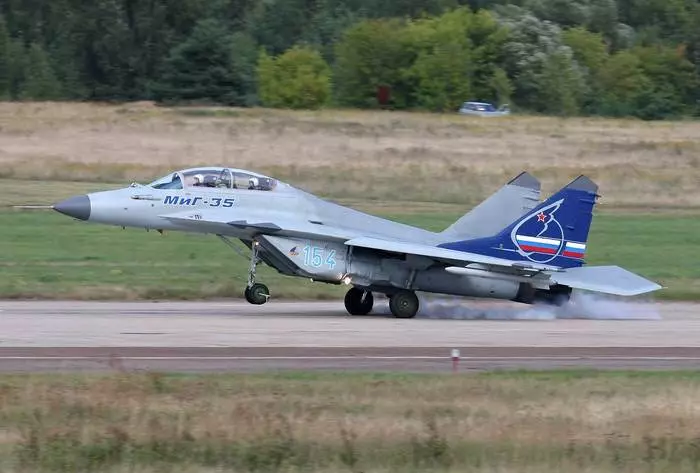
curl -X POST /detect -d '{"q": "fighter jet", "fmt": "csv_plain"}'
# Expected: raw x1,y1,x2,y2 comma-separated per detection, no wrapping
51,167,662,318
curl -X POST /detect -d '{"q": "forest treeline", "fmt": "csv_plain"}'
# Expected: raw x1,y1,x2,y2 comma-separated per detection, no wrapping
1,0,699,119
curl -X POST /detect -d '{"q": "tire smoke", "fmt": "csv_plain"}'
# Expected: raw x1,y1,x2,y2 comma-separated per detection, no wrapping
403,291,662,321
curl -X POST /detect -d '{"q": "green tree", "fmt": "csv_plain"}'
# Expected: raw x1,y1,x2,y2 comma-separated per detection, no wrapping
491,66,513,105
0,16,10,99
20,43,62,100
618,0,696,45
401,8,508,111
525,0,590,28
597,45,698,118
334,19,414,108
7,39,27,100
496,6,585,113
634,45,699,118
597,50,650,116
257,45,331,109
151,18,245,105
402,8,474,111
538,49,584,115
562,27,609,110
299,1,362,62
467,10,511,101
231,31,261,106
562,27,608,72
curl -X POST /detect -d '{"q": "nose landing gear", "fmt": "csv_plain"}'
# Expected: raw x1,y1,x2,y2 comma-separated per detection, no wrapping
244,239,270,305
245,282,270,305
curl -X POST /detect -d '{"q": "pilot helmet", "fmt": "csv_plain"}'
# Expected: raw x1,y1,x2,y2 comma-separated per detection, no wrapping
194,174,204,184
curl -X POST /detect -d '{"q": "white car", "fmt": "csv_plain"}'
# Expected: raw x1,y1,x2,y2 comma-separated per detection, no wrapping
459,101,510,117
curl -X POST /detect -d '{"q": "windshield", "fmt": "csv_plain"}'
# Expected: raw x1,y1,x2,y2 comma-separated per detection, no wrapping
148,168,278,191
149,173,183,189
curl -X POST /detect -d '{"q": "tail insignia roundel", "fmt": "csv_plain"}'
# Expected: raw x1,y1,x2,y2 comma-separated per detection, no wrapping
509,199,586,263
437,175,596,269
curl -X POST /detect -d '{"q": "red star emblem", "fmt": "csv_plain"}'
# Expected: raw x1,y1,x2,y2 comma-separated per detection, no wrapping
536,212,547,222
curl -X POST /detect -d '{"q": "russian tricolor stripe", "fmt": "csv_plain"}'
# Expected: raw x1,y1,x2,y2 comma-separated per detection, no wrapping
515,235,561,255
563,241,586,259
516,235,587,259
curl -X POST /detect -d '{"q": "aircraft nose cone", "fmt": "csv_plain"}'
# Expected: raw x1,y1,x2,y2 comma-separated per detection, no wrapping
54,195,91,221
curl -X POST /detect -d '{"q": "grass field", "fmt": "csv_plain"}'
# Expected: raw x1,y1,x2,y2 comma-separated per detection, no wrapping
1,102,698,301
1,102,699,208
5,371,700,472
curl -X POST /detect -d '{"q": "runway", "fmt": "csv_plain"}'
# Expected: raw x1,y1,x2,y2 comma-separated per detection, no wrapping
1,299,699,372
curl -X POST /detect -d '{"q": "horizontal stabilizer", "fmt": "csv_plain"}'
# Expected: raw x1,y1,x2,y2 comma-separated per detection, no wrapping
550,265,663,296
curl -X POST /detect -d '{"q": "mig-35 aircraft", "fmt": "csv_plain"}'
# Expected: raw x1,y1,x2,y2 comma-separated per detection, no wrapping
50,167,662,318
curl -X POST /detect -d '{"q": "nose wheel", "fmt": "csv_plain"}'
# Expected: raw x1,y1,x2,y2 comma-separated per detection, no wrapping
244,239,270,305
245,283,270,305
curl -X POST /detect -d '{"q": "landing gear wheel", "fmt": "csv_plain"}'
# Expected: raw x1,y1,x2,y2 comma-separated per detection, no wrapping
389,290,419,319
243,239,269,305
245,283,270,305
344,287,374,315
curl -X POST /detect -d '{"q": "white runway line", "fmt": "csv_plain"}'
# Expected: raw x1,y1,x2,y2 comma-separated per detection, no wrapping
3,356,700,361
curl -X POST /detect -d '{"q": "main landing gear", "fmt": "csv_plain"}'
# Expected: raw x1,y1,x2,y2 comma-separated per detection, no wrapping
388,290,419,319
244,240,270,305
344,287,374,315
343,287,420,319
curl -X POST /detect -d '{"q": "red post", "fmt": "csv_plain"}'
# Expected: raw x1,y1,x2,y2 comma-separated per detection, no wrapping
377,85,390,108
451,349,460,373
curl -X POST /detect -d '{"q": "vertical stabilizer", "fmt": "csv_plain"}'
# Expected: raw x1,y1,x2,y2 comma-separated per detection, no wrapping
439,172,541,241
439,175,599,269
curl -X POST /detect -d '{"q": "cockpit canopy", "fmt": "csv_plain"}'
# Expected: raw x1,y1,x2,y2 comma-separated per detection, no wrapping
147,167,278,191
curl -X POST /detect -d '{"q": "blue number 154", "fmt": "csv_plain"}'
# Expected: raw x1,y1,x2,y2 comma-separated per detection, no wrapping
302,245,336,269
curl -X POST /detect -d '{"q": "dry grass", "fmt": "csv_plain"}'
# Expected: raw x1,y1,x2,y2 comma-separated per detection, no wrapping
4,372,700,471
1,102,699,207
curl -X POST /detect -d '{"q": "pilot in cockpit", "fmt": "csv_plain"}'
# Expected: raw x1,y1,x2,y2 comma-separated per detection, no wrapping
193,174,220,188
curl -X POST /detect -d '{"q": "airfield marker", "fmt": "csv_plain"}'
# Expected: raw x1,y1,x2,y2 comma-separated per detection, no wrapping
451,349,460,373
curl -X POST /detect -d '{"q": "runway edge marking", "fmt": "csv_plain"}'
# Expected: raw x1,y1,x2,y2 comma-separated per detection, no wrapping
4,356,700,361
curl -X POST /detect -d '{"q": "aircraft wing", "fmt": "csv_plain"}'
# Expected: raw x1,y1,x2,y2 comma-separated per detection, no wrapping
344,236,662,296
158,208,355,240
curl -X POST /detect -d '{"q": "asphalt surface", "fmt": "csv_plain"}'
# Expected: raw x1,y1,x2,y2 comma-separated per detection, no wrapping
1,299,699,372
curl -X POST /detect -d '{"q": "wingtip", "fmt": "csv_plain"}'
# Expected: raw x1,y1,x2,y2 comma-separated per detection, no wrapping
507,171,541,190
565,175,598,194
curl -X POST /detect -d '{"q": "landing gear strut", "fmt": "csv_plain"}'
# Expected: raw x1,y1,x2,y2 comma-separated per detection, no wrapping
344,287,374,315
244,240,269,305
389,290,419,318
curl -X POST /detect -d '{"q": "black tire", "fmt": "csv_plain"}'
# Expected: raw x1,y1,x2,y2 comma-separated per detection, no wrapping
389,290,419,319
245,283,269,305
344,287,374,315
